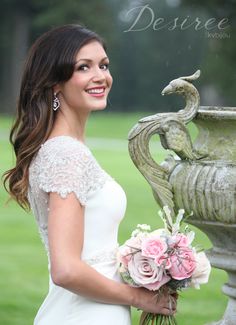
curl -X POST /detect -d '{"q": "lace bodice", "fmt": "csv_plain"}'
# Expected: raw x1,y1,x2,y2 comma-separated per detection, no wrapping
28,136,126,259
29,136,112,205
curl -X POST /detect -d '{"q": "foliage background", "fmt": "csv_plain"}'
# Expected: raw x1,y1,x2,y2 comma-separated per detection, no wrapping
0,0,235,114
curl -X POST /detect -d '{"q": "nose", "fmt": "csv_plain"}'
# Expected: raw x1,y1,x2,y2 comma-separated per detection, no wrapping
92,67,106,82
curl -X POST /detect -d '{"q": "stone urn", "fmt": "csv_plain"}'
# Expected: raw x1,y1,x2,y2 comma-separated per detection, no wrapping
128,70,236,325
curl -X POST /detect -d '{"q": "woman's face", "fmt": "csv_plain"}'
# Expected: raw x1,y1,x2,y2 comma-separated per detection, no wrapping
56,40,113,114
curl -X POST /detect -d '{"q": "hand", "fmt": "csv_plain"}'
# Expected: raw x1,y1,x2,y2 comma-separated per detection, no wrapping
132,286,177,315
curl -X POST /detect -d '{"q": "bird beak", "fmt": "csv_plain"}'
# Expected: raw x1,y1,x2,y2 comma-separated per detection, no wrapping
161,84,173,96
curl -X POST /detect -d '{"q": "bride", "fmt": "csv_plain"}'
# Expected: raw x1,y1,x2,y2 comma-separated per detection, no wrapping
3,24,177,324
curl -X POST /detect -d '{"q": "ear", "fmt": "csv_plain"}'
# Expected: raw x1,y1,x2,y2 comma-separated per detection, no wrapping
53,84,61,95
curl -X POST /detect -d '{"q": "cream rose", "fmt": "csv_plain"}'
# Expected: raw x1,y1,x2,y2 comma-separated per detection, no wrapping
190,251,211,289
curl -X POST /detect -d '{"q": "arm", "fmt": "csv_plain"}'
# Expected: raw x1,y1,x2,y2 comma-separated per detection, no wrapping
48,192,176,315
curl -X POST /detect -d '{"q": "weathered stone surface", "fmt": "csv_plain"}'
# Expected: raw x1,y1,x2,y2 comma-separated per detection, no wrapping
128,70,236,324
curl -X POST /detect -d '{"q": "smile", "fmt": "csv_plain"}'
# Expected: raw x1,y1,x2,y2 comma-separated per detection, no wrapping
86,87,106,96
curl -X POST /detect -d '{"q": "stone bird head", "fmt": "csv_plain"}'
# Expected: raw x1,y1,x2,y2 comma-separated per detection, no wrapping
161,70,201,96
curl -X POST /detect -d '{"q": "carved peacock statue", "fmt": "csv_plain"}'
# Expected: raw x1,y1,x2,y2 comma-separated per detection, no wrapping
128,70,206,211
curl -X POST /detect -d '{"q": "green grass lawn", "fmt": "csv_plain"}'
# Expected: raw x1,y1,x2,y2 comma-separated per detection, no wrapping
0,112,227,325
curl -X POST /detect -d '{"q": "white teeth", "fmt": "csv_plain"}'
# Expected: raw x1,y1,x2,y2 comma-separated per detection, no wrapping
87,88,104,94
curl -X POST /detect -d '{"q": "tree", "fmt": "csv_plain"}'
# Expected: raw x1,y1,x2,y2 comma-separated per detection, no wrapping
108,0,208,111
0,0,115,114
181,0,236,105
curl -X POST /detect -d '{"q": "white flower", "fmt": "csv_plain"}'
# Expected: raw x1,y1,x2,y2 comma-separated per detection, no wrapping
190,252,211,289
137,224,151,231
131,229,141,237
131,224,151,237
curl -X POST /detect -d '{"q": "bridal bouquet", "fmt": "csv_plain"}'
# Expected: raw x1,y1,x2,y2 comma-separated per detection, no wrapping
118,206,211,325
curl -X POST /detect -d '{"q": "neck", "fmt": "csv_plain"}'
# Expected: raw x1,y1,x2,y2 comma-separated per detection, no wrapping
178,84,200,123
50,107,89,143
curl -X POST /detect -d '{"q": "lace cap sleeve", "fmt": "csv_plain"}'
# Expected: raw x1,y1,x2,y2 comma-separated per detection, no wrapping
36,137,109,205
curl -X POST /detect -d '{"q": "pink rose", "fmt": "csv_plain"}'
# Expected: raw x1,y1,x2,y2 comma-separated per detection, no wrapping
169,247,196,280
170,234,189,248
141,236,167,259
128,252,170,291
118,237,142,267
118,247,132,268
155,254,172,270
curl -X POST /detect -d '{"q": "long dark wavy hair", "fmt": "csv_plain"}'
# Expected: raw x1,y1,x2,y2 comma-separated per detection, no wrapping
3,24,105,211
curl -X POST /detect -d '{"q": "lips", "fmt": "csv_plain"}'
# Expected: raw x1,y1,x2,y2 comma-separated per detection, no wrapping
85,86,106,97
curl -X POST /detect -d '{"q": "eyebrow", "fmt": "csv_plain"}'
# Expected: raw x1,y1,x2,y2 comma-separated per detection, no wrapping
75,57,109,64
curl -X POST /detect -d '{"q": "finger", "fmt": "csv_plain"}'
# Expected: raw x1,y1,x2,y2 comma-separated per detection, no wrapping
169,295,177,305
159,308,170,316
160,307,176,316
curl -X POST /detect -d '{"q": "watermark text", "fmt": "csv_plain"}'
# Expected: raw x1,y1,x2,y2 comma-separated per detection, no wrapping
124,4,230,33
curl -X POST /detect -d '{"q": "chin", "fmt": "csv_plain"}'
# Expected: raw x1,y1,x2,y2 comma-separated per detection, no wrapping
91,106,107,112
91,101,108,112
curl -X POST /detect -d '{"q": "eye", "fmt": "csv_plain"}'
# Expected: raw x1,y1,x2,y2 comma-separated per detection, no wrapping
100,63,109,70
77,64,89,71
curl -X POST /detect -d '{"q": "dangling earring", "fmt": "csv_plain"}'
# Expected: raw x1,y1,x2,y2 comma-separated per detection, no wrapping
53,93,60,111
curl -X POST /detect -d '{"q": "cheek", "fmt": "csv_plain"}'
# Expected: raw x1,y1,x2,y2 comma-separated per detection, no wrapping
107,73,113,88
60,79,86,105
70,75,88,90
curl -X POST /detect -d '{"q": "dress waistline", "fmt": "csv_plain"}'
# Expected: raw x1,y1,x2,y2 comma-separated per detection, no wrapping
83,246,119,266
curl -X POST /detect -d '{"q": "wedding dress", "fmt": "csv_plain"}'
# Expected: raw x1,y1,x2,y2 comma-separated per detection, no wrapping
28,136,131,325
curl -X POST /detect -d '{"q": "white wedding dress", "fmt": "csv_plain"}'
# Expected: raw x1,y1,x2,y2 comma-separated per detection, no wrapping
28,136,131,325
